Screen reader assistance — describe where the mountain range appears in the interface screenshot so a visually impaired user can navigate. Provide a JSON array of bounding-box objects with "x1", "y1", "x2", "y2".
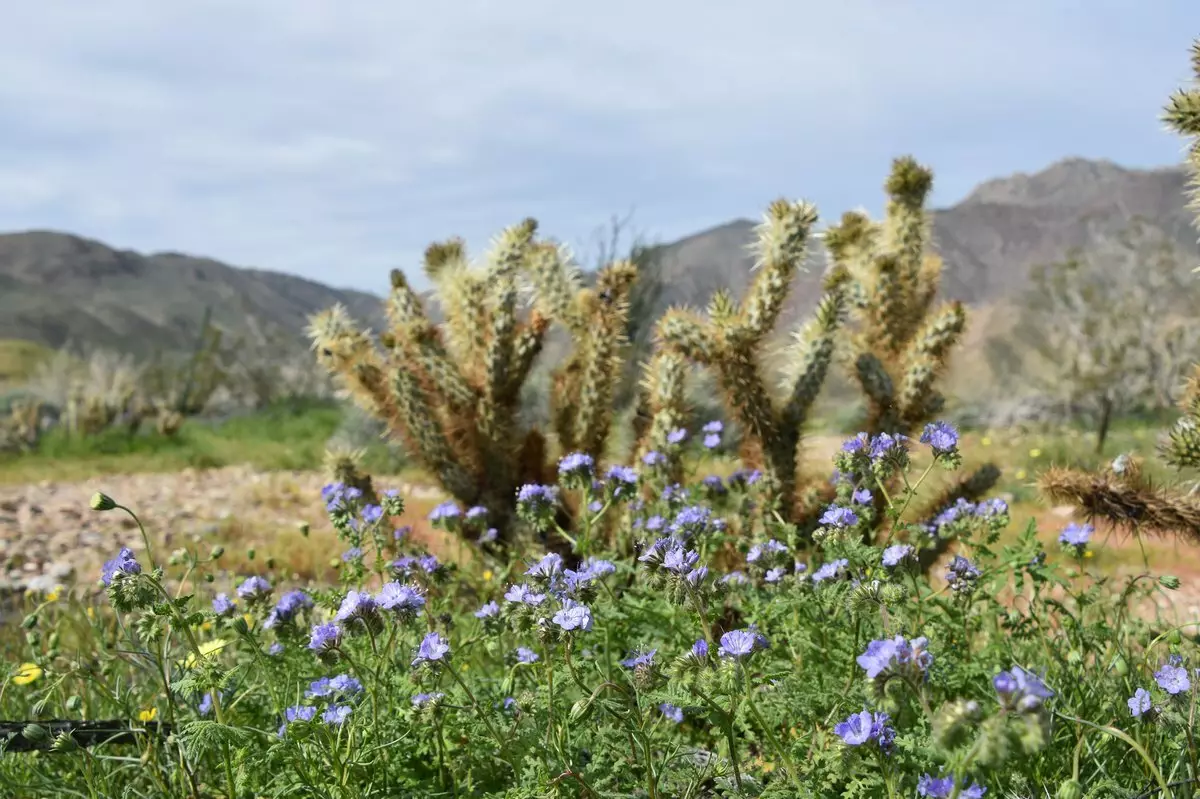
[{"x1": 1, "y1": 157, "x2": 1196, "y2": 363}]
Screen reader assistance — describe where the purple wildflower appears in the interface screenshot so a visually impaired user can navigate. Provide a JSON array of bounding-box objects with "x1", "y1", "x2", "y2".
[
  {"x1": 659, "y1": 703, "x2": 684, "y2": 723},
  {"x1": 881, "y1": 544, "x2": 913, "y2": 568},
  {"x1": 920, "y1": 421, "x2": 959, "y2": 454},
  {"x1": 515, "y1": 647, "x2": 540, "y2": 664},
  {"x1": 1129, "y1": 687, "x2": 1153, "y2": 717},
  {"x1": 1156, "y1": 663, "x2": 1191, "y2": 695},
  {"x1": 552, "y1": 599, "x2": 593, "y2": 632},
  {"x1": 96, "y1": 548, "x2": 136, "y2": 588},
  {"x1": 412, "y1": 632, "x2": 450, "y2": 666}
]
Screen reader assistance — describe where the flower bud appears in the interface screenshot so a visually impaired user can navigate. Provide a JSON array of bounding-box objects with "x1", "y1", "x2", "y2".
[
  {"x1": 231, "y1": 616, "x2": 249, "y2": 635},
  {"x1": 1161, "y1": 575, "x2": 1182, "y2": 590},
  {"x1": 22, "y1": 723, "x2": 50, "y2": 744},
  {"x1": 298, "y1": 522, "x2": 310, "y2": 538},
  {"x1": 246, "y1": 548, "x2": 256, "y2": 561},
  {"x1": 89, "y1": 492, "x2": 116, "y2": 511},
  {"x1": 210, "y1": 546, "x2": 225, "y2": 560},
  {"x1": 1168, "y1": 629, "x2": 1183, "y2": 645},
  {"x1": 21, "y1": 613, "x2": 38, "y2": 630},
  {"x1": 1056, "y1": 779, "x2": 1083, "y2": 799}
]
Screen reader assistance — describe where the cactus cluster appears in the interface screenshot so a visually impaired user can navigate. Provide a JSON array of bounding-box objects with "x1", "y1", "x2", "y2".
[
  {"x1": 648, "y1": 157, "x2": 997, "y2": 539},
  {"x1": 307, "y1": 220, "x2": 637, "y2": 541}
]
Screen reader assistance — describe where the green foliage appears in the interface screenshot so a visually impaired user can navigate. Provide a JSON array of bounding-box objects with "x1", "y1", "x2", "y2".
[
  {"x1": 0, "y1": 431, "x2": 1195, "y2": 798},
  {"x1": 0, "y1": 397, "x2": 375, "y2": 484}
]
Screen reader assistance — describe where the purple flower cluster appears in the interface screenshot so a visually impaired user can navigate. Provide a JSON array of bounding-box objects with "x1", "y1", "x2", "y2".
[
  {"x1": 833, "y1": 709, "x2": 895, "y2": 752},
  {"x1": 856, "y1": 635, "x2": 933, "y2": 680},
  {"x1": 993, "y1": 666, "x2": 1054, "y2": 712},
  {"x1": 101, "y1": 547, "x2": 141, "y2": 586},
  {"x1": 925, "y1": 498, "x2": 1009, "y2": 540},
  {"x1": 265, "y1": 590, "x2": 312, "y2": 629},
  {"x1": 918, "y1": 774, "x2": 986, "y2": 798},
  {"x1": 427, "y1": 501, "x2": 461, "y2": 525},
  {"x1": 236, "y1": 576, "x2": 272, "y2": 601},
  {"x1": 945, "y1": 556, "x2": 981, "y2": 595},
  {"x1": 702, "y1": 420, "x2": 723, "y2": 449},
  {"x1": 1058, "y1": 522, "x2": 1093, "y2": 554},
  {"x1": 810, "y1": 558, "x2": 849, "y2": 585},
  {"x1": 881, "y1": 544, "x2": 914, "y2": 568},
  {"x1": 412, "y1": 631, "x2": 450, "y2": 666},
  {"x1": 557, "y1": 452, "x2": 596, "y2": 484},
  {"x1": 718, "y1": 628, "x2": 769, "y2": 660},
  {"x1": 819, "y1": 505, "x2": 859, "y2": 529},
  {"x1": 920, "y1": 421, "x2": 959, "y2": 455},
  {"x1": 1155, "y1": 662, "x2": 1191, "y2": 695}
]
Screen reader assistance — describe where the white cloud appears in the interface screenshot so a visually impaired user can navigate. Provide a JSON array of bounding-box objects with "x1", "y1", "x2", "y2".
[{"x1": 0, "y1": 0, "x2": 1192, "y2": 293}]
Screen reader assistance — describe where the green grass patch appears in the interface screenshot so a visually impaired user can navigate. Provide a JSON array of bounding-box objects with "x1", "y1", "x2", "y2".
[{"x1": 0, "y1": 397, "x2": 406, "y2": 484}]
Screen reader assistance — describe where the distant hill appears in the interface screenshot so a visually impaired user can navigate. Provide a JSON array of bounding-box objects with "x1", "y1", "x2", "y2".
[
  {"x1": 1, "y1": 157, "x2": 1196, "y2": 364},
  {"x1": 0, "y1": 232, "x2": 385, "y2": 358}
]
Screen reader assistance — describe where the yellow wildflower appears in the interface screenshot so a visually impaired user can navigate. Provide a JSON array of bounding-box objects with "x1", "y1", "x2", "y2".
[
  {"x1": 482, "y1": 570, "x2": 494, "y2": 582},
  {"x1": 1015, "y1": 469, "x2": 1027, "y2": 480},
  {"x1": 45, "y1": 586, "x2": 62, "y2": 602},
  {"x1": 138, "y1": 708, "x2": 158, "y2": 722},
  {"x1": 980, "y1": 437, "x2": 992, "y2": 447},
  {"x1": 13, "y1": 663, "x2": 42, "y2": 686},
  {"x1": 201, "y1": 621, "x2": 213, "y2": 631},
  {"x1": 186, "y1": 638, "x2": 230, "y2": 668},
  {"x1": 86, "y1": 607, "x2": 96, "y2": 621},
  {"x1": 1085, "y1": 550, "x2": 1094, "y2": 559},
  {"x1": 1029, "y1": 448, "x2": 1042, "y2": 458},
  {"x1": 242, "y1": 613, "x2": 255, "y2": 630}
]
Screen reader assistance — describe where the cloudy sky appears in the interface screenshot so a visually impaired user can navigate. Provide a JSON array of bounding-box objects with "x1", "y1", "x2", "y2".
[{"x1": 0, "y1": 2, "x2": 1196, "y2": 294}]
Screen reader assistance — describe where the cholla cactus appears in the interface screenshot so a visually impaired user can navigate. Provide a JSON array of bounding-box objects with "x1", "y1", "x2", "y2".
[
  {"x1": 1038, "y1": 38, "x2": 1200, "y2": 542},
  {"x1": 649, "y1": 159, "x2": 996, "y2": 531},
  {"x1": 803, "y1": 156, "x2": 999, "y2": 535},
  {"x1": 652, "y1": 199, "x2": 846, "y2": 510},
  {"x1": 308, "y1": 219, "x2": 637, "y2": 542},
  {"x1": 1164, "y1": 36, "x2": 1200, "y2": 240}
]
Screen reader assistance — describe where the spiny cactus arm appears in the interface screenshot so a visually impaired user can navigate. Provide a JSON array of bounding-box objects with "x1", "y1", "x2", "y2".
[
  {"x1": 1038, "y1": 464, "x2": 1200, "y2": 543},
  {"x1": 551, "y1": 355, "x2": 585, "y2": 454},
  {"x1": 308, "y1": 306, "x2": 393, "y2": 414},
  {"x1": 910, "y1": 252, "x2": 945, "y2": 323},
  {"x1": 822, "y1": 211, "x2": 878, "y2": 278},
  {"x1": 655, "y1": 308, "x2": 717, "y2": 364},
  {"x1": 914, "y1": 463, "x2": 1002, "y2": 573},
  {"x1": 895, "y1": 357, "x2": 947, "y2": 430},
  {"x1": 424, "y1": 239, "x2": 485, "y2": 365},
  {"x1": 778, "y1": 284, "x2": 846, "y2": 466},
  {"x1": 895, "y1": 302, "x2": 966, "y2": 428},
  {"x1": 735, "y1": 199, "x2": 819, "y2": 345},
  {"x1": 501, "y1": 311, "x2": 550, "y2": 405},
  {"x1": 881, "y1": 156, "x2": 935, "y2": 278},
  {"x1": 1163, "y1": 38, "x2": 1200, "y2": 231},
  {"x1": 852, "y1": 351, "x2": 898, "y2": 432},
  {"x1": 323, "y1": 444, "x2": 379, "y2": 506},
  {"x1": 861, "y1": 253, "x2": 907, "y2": 355},
  {"x1": 524, "y1": 240, "x2": 586, "y2": 333},
  {"x1": 1162, "y1": 364, "x2": 1200, "y2": 469},
  {"x1": 391, "y1": 367, "x2": 478, "y2": 502},
  {"x1": 632, "y1": 351, "x2": 690, "y2": 463},
  {"x1": 573, "y1": 261, "x2": 638, "y2": 456},
  {"x1": 481, "y1": 219, "x2": 537, "y2": 407},
  {"x1": 385, "y1": 270, "x2": 477, "y2": 412},
  {"x1": 714, "y1": 350, "x2": 785, "y2": 495}
]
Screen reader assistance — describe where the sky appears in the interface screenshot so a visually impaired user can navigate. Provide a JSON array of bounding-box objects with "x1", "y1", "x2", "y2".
[{"x1": 0, "y1": 1, "x2": 1197, "y2": 295}]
